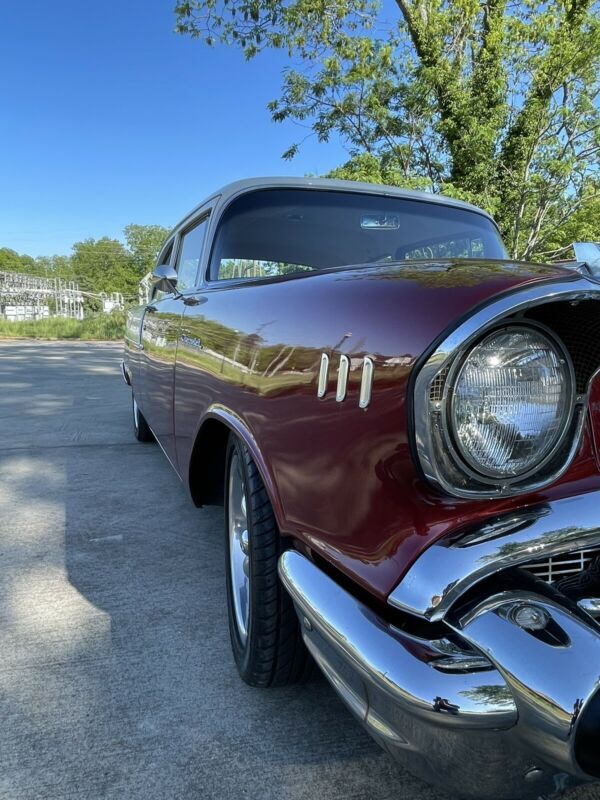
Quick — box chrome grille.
[429,366,450,403]
[524,548,600,583]
[526,300,600,394]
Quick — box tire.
[224,433,311,687]
[132,392,154,442]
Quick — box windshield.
[210,188,507,281]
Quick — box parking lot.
[0,340,598,800]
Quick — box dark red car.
[123,178,600,799]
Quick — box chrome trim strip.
[120,360,131,386]
[413,277,600,499]
[359,357,374,409]
[336,355,350,402]
[124,335,143,351]
[279,550,516,729]
[388,490,600,621]
[579,598,600,618]
[317,353,329,398]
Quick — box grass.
[0,312,125,341]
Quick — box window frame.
[204,187,506,289]
[172,210,212,294]
[149,238,176,302]
[157,238,175,268]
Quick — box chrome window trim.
[413,276,600,499]
[387,490,600,621]
[173,210,212,291]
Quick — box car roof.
[170,176,496,239]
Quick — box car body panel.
[167,259,600,601]
[124,178,600,602]
[123,178,600,799]
[138,296,184,469]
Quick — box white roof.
[171,176,495,237]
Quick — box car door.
[140,213,210,469]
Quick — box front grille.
[525,300,600,394]
[429,366,450,402]
[523,548,600,583]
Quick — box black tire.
[224,433,311,687]
[132,392,154,442]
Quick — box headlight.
[449,326,573,480]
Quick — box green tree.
[1,224,169,307]
[124,223,170,279]
[175,0,600,259]
[35,254,74,280]
[0,248,39,274]
[70,237,135,296]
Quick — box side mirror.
[573,243,600,275]
[151,264,178,294]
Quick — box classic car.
[122,177,600,799]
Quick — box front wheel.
[224,434,310,687]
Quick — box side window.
[218,259,313,280]
[149,239,175,301]
[404,236,485,260]
[176,216,209,291]
[158,240,174,266]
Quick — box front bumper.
[279,492,600,800]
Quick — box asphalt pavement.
[0,340,598,800]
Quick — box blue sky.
[0,1,347,257]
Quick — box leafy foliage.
[0,312,126,341]
[175,0,600,259]
[0,224,169,303]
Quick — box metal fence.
[0,271,125,321]
[0,271,84,321]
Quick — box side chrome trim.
[579,598,600,619]
[317,353,329,398]
[413,276,600,499]
[336,355,350,402]
[388,490,600,621]
[359,357,374,409]
[120,359,131,386]
[124,335,143,352]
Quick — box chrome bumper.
[279,546,600,799]
[389,491,600,621]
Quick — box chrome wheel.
[228,452,250,644]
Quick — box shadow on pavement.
[0,342,441,800]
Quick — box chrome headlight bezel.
[410,282,598,500]
[439,323,576,487]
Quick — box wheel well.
[188,419,230,507]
